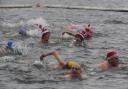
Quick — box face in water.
[106,51,119,67]
[107,57,119,67]
[41,32,51,43]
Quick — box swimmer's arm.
[51,64,63,70]
[89,62,109,71]
[49,51,65,63]
[41,51,65,64]
[89,63,104,69]
[58,74,72,80]
[89,64,100,68]
[58,74,88,80]
[62,32,75,37]
[79,74,88,80]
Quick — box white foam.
[62,33,73,38]
[33,60,43,65]
[13,41,30,56]
[26,17,49,27]
[27,29,42,37]
[1,17,48,28]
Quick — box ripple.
[104,19,128,24]
[15,77,62,84]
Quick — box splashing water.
[13,41,30,56]
[0,56,15,63]
[26,17,49,27]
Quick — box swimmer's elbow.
[89,64,101,68]
[52,50,59,55]
[80,75,88,80]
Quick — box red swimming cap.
[75,24,93,41]
[106,51,118,59]
[37,24,50,36]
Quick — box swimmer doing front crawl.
[0,39,29,57]
[17,24,51,44]
[90,50,120,71]
[62,24,93,46]
[40,50,88,80]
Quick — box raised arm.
[40,51,65,64]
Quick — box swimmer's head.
[85,24,93,33]
[74,24,93,44]
[106,50,119,67]
[6,39,13,49]
[70,66,82,77]
[17,26,27,36]
[74,33,84,44]
[41,31,51,43]
[65,60,80,69]
[36,24,51,43]
[84,24,93,39]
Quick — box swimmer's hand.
[40,54,45,61]
[79,75,88,80]
[40,51,55,61]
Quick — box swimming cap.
[17,26,27,36]
[75,30,87,41]
[106,50,118,60]
[37,24,50,36]
[66,60,78,69]
[6,40,13,49]
[85,25,93,39]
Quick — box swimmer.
[40,50,87,80]
[90,50,120,71]
[62,24,93,46]
[37,24,51,44]
[0,40,23,57]
[17,24,51,44]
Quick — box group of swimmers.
[1,18,120,80]
[30,21,119,80]
[39,49,119,80]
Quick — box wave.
[0,47,22,57]
[104,19,128,24]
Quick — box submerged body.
[17,25,51,44]
[62,24,93,46]
[0,47,22,57]
[0,40,29,57]
[40,51,87,80]
[91,50,120,71]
